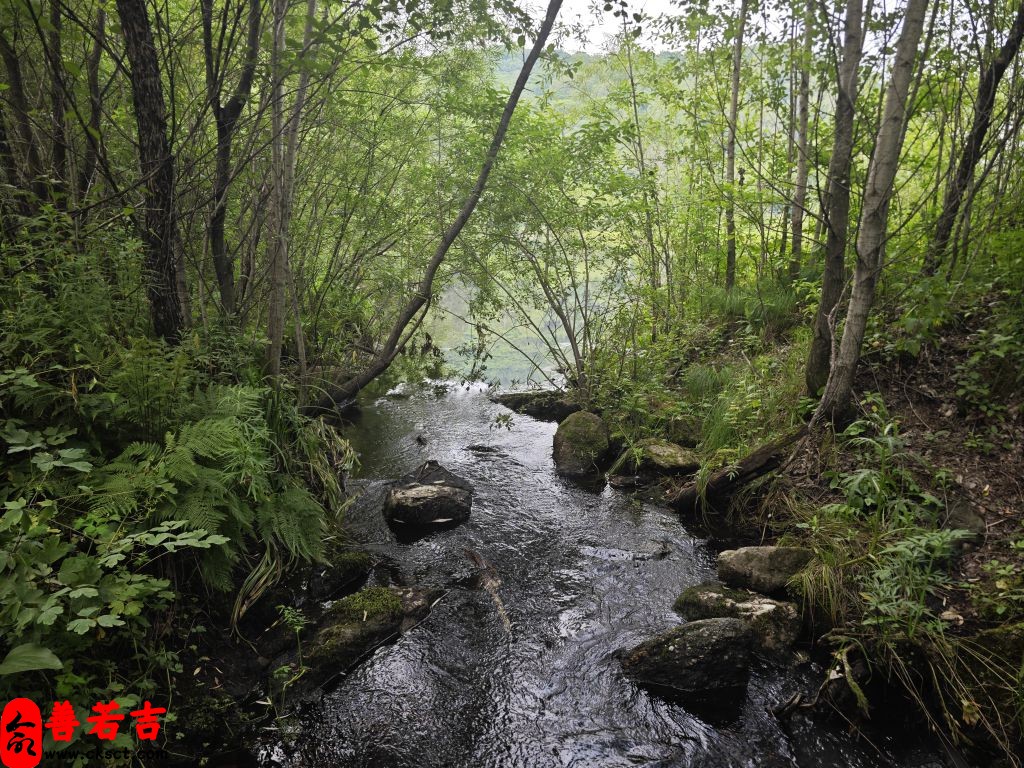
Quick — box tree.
[114,0,187,342]
[813,0,931,424]
[313,0,565,409]
[202,0,262,315]
[787,0,812,282]
[805,0,867,395]
[724,0,749,291]
[923,0,1024,276]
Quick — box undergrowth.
[0,222,354,756]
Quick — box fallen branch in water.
[464,548,512,635]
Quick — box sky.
[554,0,680,53]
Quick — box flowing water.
[258,383,944,768]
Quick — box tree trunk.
[724,0,749,291]
[203,0,261,315]
[265,0,288,378]
[923,0,1024,275]
[265,0,315,378]
[0,33,47,203]
[787,0,812,282]
[78,9,105,200]
[805,0,866,395]
[813,0,930,424]
[313,0,564,410]
[115,0,186,342]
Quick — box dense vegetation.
[1,0,1023,761]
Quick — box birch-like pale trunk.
[813,0,930,424]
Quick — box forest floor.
[839,312,1023,629]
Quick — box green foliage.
[0,222,354,723]
[954,308,1024,419]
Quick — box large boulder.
[608,438,700,477]
[553,411,611,477]
[674,583,801,652]
[620,618,752,707]
[491,390,580,422]
[717,546,812,595]
[383,460,473,533]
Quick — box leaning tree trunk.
[923,0,1024,276]
[724,0,749,292]
[115,0,186,342]
[813,0,930,425]
[313,0,564,410]
[805,0,866,396]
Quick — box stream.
[257,382,945,768]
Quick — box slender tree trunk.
[814,0,930,424]
[805,0,866,395]
[265,0,288,378]
[265,0,315,378]
[203,0,261,315]
[314,0,564,410]
[115,0,186,342]
[624,35,661,336]
[0,33,47,202]
[924,0,1024,275]
[788,0,812,281]
[724,0,749,291]
[779,16,797,268]
[78,9,105,200]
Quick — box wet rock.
[942,497,986,546]
[620,617,752,708]
[490,390,580,422]
[608,474,643,490]
[383,460,473,533]
[674,583,801,652]
[553,411,611,477]
[608,438,700,477]
[305,586,441,676]
[717,546,813,595]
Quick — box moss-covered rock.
[304,586,441,679]
[717,546,813,595]
[620,618,752,710]
[328,586,403,623]
[608,438,700,477]
[674,582,801,652]
[553,411,610,477]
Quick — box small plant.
[277,605,311,666]
[970,560,1024,620]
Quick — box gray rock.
[620,617,752,703]
[608,438,701,476]
[717,546,812,595]
[383,460,473,529]
[943,497,986,545]
[674,582,801,652]
[553,411,611,477]
[491,390,580,422]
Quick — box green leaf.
[0,643,63,675]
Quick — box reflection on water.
[260,383,943,768]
